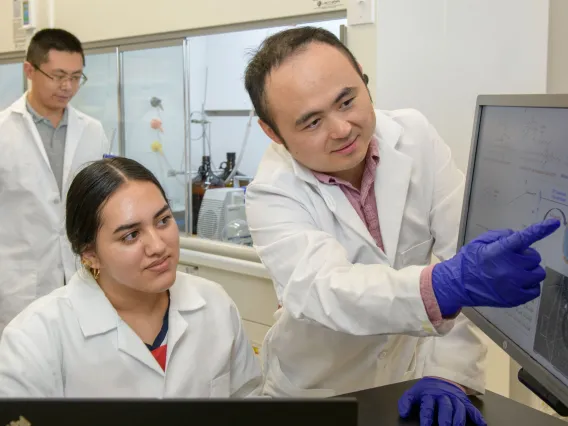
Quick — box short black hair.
[26,28,85,66]
[244,26,367,137]
[66,157,169,257]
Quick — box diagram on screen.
[534,191,568,269]
[534,267,568,377]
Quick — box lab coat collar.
[373,109,404,149]
[168,272,207,312]
[11,93,86,193]
[10,93,78,122]
[62,102,86,193]
[66,273,120,337]
[68,271,207,338]
[374,130,412,265]
[11,94,52,171]
[10,93,30,115]
[290,151,320,186]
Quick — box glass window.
[71,51,119,153]
[122,44,187,230]
[76,18,346,242]
[0,62,25,110]
[188,19,347,245]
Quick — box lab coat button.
[379,351,387,360]
[53,198,60,205]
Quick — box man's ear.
[23,61,34,80]
[357,62,369,85]
[258,119,285,146]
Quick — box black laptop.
[0,398,358,426]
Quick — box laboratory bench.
[342,380,566,425]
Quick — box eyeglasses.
[32,64,88,87]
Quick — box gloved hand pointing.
[432,218,561,317]
[398,377,486,426]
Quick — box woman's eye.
[122,231,138,242]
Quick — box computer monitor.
[0,398,358,426]
[460,94,568,414]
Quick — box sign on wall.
[312,0,344,11]
[12,0,27,50]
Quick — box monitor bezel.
[0,398,358,426]
[459,94,568,409]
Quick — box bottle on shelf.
[218,152,244,187]
[191,155,224,234]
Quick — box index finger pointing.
[501,218,561,252]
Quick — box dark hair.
[26,28,85,66]
[66,157,168,256]
[244,26,367,137]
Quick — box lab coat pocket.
[400,237,434,267]
[210,372,231,398]
[0,134,38,192]
[402,351,418,382]
[264,356,335,398]
[402,338,428,381]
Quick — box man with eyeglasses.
[0,28,109,335]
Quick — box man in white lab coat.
[243,27,559,426]
[0,29,109,334]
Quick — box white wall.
[56,0,344,45]
[0,0,14,53]
[373,0,550,172]
[547,0,568,94]
[0,0,346,52]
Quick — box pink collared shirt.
[313,138,444,327]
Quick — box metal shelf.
[204,109,256,117]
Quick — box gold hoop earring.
[92,269,100,280]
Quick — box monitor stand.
[518,368,568,416]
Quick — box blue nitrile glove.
[398,377,486,426]
[432,218,561,317]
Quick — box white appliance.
[196,187,249,243]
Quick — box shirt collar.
[26,99,68,128]
[313,136,380,188]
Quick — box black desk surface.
[343,380,566,426]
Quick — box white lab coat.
[0,270,262,397]
[0,94,109,334]
[245,109,487,398]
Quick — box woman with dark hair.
[0,157,261,397]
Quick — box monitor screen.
[460,96,568,405]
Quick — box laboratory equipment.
[221,219,252,246]
[192,157,225,234]
[460,94,568,415]
[196,187,247,242]
[218,152,243,187]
